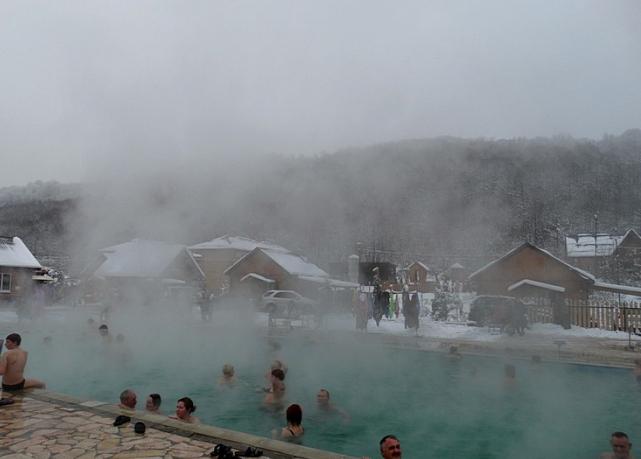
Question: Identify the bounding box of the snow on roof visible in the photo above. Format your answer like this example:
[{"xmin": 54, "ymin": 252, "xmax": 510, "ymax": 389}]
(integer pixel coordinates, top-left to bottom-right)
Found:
[
  {"xmin": 224, "ymin": 247, "xmax": 328, "ymax": 278},
  {"xmin": 507, "ymin": 279, "xmax": 565, "ymax": 293},
  {"xmin": 449, "ymin": 263, "xmax": 465, "ymax": 269},
  {"xmin": 95, "ymin": 239, "xmax": 195, "ymax": 279},
  {"xmin": 469, "ymin": 242, "xmax": 595, "ymax": 282},
  {"xmin": 593, "ymin": 281, "xmax": 641, "ymax": 296},
  {"xmin": 0, "ymin": 237, "xmax": 41, "ymax": 269},
  {"xmin": 189, "ymin": 235, "xmax": 289, "ymax": 253},
  {"xmin": 565, "ymin": 233, "xmax": 623, "ymax": 258},
  {"xmin": 240, "ymin": 273, "xmax": 275, "ymax": 283},
  {"xmin": 32, "ymin": 274, "xmax": 55, "ymax": 282},
  {"xmin": 298, "ymin": 275, "xmax": 359, "ymax": 288},
  {"xmin": 263, "ymin": 249, "xmax": 329, "ymax": 277}
]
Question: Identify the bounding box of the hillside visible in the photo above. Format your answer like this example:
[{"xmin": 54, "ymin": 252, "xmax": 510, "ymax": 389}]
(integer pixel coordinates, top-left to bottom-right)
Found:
[{"xmin": 2, "ymin": 130, "xmax": 641, "ymax": 273}]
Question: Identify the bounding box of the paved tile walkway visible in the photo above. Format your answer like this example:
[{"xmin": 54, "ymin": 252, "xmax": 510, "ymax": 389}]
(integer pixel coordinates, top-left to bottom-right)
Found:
[{"xmin": 0, "ymin": 395, "xmax": 219, "ymax": 459}]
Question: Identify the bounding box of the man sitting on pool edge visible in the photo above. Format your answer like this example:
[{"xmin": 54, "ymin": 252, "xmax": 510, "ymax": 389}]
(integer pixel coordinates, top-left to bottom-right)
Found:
[{"xmin": 0, "ymin": 333, "xmax": 46, "ymax": 392}]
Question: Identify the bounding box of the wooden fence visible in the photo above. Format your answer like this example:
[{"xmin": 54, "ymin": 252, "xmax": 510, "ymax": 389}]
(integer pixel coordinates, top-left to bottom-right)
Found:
[{"xmin": 566, "ymin": 299, "xmax": 641, "ymax": 332}]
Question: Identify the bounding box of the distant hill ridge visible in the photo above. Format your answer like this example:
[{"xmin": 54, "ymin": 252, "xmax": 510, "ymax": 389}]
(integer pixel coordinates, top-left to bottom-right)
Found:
[{"xmin": 1, "ymin": 130, "xmax": 641, "ymax": 272}]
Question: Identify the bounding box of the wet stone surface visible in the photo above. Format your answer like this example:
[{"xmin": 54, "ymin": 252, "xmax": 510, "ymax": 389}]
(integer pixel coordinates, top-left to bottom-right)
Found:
[{"xmin": 0, "ymin": 395, "xmax": 276, "ymax": 459}]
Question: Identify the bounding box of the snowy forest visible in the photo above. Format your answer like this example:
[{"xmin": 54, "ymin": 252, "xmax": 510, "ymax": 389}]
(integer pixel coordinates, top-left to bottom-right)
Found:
[{"xmin": 2, "ymin": 129, "xmax": 641, "ymax": 273}]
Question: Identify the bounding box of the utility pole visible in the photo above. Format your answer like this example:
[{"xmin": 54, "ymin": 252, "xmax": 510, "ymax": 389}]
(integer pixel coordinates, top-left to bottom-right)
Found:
[{"xmin": 593, "ymin": 214, "xmax": 599, "ymax": 276}]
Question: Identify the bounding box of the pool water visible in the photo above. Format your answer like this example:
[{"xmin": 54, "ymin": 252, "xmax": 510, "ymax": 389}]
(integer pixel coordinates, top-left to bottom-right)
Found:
[{"xmin": 5, "ymin": 308, "xmax": 640, "ymax": 458}]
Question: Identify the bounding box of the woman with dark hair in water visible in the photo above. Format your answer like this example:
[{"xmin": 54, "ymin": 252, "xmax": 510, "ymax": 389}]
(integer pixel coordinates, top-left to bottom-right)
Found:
[
  {"xmin": 274, "ymin": 403, "xmax": 304, "ymax": 442},
  {"xmin": 170, "ymin": 397, "xmax": 199, "ymax": 424}
]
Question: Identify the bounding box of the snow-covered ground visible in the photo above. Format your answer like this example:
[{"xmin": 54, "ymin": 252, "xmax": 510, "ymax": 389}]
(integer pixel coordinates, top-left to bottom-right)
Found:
[
  {"xmin": 319, "ymin": 313, "xmax": 637, "ymax": 342},
  {"xmin": 1, "ymin": 304, "xmax": 637, "ymax": 344}
]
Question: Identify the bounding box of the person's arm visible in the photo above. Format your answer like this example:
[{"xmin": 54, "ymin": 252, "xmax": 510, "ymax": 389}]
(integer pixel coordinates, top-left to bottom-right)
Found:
[{"xmin": 0, "ymin": 353, "xmax": 6, "ymax": 375}]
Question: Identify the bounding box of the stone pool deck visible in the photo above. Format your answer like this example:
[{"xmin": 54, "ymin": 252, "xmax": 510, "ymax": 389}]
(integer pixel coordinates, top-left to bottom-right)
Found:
[{"xmin": 0, "ymin": 390, "xmax": 357, "ymax": 459}]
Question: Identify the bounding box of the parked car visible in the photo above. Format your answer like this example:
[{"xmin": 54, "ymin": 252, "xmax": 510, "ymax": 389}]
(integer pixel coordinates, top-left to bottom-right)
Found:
[
  {"xmin": 468, "ymin": 295, "xmax": 527, "ymax": 335},
  {"xmin": 260, "ymin": 290, "xmax": 319, "ymax": 319}
]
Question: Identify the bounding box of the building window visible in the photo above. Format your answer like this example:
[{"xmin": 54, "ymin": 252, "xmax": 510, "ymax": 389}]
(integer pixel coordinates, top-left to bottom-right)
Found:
[{"xmin": 0, "ymin": 273, "xmax": 11, "ymax": 293}]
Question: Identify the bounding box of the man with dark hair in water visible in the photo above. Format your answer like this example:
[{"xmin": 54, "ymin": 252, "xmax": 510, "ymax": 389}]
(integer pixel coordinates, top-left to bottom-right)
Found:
[
  {"xmin": 601, "ymin": 432, "xmax": 635, "ymax": 459},
  {"xmin": 379, "ymin": 435, "xmax": 402, "ymax": 459},
  {"xmin": 316, "ymin": 388, "xmax": 349, "ymax": 421},
  {"xmin": 0, "ymin": 333, "xmax": 46, "ymax": 392}
]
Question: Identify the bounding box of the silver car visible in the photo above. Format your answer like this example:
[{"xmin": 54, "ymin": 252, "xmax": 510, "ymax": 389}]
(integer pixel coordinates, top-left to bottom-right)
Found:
[{"xmin": 260, "ymin": 290, "xmax": 318, "ymax": 319}]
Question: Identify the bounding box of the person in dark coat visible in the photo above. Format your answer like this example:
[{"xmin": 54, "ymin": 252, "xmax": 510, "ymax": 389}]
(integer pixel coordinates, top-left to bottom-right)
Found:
[{"xmin": 402, "ymin": 288, "xmax": 411, "ymax": 329}]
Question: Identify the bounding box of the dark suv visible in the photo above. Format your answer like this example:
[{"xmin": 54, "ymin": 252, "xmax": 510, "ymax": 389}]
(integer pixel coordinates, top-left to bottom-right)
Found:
[{"xmin": 468, "ymin": 295, "xmax": 527, "ymax": 335}]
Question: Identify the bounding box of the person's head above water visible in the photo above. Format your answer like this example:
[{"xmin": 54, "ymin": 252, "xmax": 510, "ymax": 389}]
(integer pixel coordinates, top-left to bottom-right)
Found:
[
  {"xmin": 119, "ymin": 389, "xmax": 137, "ymax": 409},
  {"xmin": 222, "ymin": 364, "xmax": 235, "ymax": 377},
  {"xmin": 5, "ymin": 333, "xmax": 21, "ymax": 348},
  {"xmin": 271, "ymin": 359, "xmax": 288, "ymax": 375},
  {"xmin": 317, "ymin": 388, "xmax": 330, "ymax": 407},
  {"xmin": 379, "ymin": 435, "xmax": 402, "ymax": 459},
  {"xmin": 609, "ymin": 432, "xmax": 633, "ymax": 459},
  {"xmin": 98, "ymin": 324, "xmax": 109, "ymax": 336},
  {"xmin": 271, "ymin": 368, "xmax": 285, "ymax": 381},
  {"xmin": 286, "ymin": 404, "xmax": 302, "ymax": 426},
  {"xmin": 176, "ymin": 397, "xmax": 196, "ymax": 419},
  {"xmin": 145, "ymin": 393, "xmax": 161, "ymax": 412}
]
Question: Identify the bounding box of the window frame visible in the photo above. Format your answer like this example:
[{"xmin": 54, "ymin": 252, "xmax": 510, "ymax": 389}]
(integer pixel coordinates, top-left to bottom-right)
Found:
[{"xmin": 0, "ymin": 273, "xmax": 11, "ymax": 293}]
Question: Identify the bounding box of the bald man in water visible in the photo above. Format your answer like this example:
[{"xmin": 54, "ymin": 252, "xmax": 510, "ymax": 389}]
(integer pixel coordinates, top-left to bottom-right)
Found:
[{"xmin": 0, "ymin": 333, "xmax": 46, "ymax": 392}]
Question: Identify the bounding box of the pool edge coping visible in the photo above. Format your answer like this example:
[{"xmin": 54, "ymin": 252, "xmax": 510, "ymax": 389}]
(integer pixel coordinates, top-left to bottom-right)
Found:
[{"xmin": 20, "ymin": 389, "xmax": 359, "ymax": 459}]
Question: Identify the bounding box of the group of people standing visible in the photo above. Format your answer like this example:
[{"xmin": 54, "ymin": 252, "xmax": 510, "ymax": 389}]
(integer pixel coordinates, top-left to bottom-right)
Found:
[{"xmin": 352, "ymin": 285, "xmax": 420, "ymax": 331}]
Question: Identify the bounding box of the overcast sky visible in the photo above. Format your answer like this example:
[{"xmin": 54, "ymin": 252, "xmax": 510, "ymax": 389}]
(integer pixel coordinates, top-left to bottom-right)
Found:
[{"xmin": 1, "ymin": 0, "xmax": 640, "ymax": 186}]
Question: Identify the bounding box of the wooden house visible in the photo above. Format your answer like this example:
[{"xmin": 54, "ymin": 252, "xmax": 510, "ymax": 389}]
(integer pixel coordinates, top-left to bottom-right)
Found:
[
  {"xmin": 469, "ymin": 242, "xmax": 595, "ymax": 300},
  {"xmin": 406, "ymin": 261, "xmax": 438, "ymax": 292},
  {"xmin": 0, "ymin": 236, "xmax": 42, "ymax": 303},
  {"xmin": 188, "ymin": 236, "xmax": 289, "ymax": 293},
  {"xmin": 565, "ymin": 229, "xmax": 641, "ymax": 274},
  {"xmin": 89, "ymin": 239, "xmax": 205, "ymax": 303},
  {"xmin": 225, "ymin": 248, "xmax": 356, "ymax": 299}
]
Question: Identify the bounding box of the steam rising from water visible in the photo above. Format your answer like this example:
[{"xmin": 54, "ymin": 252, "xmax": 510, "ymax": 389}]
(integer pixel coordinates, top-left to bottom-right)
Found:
[{"xmin": 3, "ymin": 304, "xmax": 639, "ymax": 458}]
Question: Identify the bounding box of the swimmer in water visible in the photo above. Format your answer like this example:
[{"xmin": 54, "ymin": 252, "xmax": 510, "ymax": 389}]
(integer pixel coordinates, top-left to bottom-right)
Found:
[
  {"xmin": 263, "ymin": 369, "xmax": 286, "ymax": 407},
  {"xmin": 504, "ymin": 363, "xmax": 516, "ymax": 387},
  {"xmin": 316, "ymin": 388, "xmax": 350, "ymax": 421},
  {"xmin": 118, "ymin": 389, "xmax": 137, "ymax": 410},
  {"xmin": 273, "ymin": 403, "xmax": 304, "ymax": 442},
  {"xmin": 262, "ymin": 359, "xmax": 287, "ymax": 392},
  {"xmin": 600, "ymin": 431, "xmax": 635, "ymax": 459},
  {"xmin": 633, "ymin": 359, "xmax": 641, "ymax": 384},
  {"xmin": 219, "ymin": 364, "xmax": 236, "ymax": 386},
  {"xmin": 145, "ymin": 393, "xmax": 162, "ymax": 413},
  {"xmin": 170, "ymin": 397, "xmax": 199, "ymax": 424}
]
